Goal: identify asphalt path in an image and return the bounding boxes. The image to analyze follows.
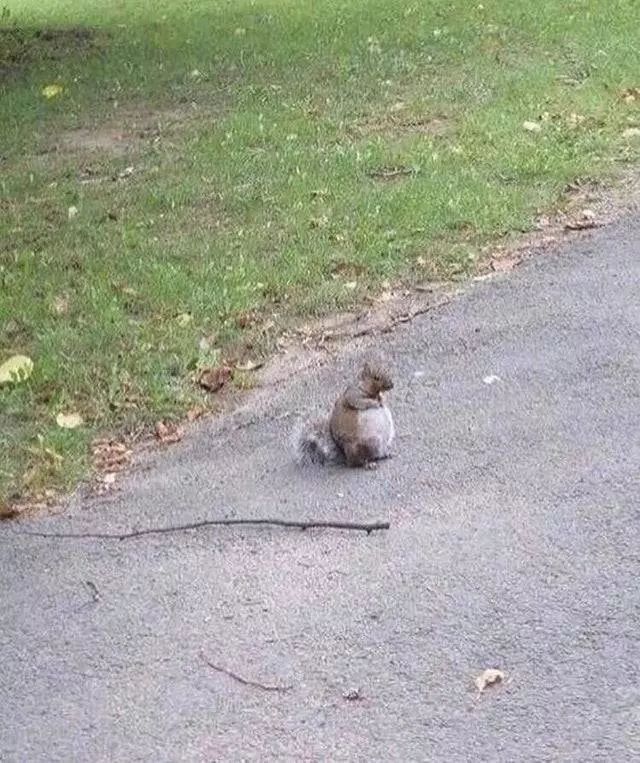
[2,219,639,762]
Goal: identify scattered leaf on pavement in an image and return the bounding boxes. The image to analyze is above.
[155,420,184,444]
[475,668,506,694]
[186,405,208,422]
[0,355,34,384]
[564,209,601,231]
[490,256,521,272]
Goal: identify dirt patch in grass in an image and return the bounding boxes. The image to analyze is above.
[0,26,104,76]
[355,113,454,141]
[47,104,209,157]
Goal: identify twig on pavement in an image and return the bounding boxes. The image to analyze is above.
[200,652,292,693]
[18,517,390,541]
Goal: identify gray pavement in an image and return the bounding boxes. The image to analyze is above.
[1,219,640,762]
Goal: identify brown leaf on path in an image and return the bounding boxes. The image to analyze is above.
[564,208,601,231]
[154,420,184,445]
[186,405,207,422]
[490,255,522,273]
[197,365,231,393]
[0,502,21,520]
[475,668,506,694]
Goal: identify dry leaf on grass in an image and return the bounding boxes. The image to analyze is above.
[42,84,63,99]
[475,668,506,694]
[234,359,263,372]
[197,365,231,393]
[91,439,132,473]
[522,121,542,132]
[621,87,640,103]
[53,294,70,315]
[154,420,184,444]
[622,127,640,139]
[56,412,84,429]
[0,355,34,384]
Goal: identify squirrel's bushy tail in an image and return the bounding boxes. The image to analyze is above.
[292,416,343,466]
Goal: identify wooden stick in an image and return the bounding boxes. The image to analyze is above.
[18,517,390,541]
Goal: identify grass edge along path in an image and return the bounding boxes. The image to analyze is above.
[1,0,640,509]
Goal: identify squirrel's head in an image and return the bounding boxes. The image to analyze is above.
[360,361,393,397]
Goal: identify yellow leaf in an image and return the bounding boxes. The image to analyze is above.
[56,412,84,429]
[0,355,34,384]
[42,84,63,99]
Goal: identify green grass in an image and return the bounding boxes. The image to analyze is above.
[1,0,640,503]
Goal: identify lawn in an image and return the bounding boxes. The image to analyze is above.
[1,0,639,507]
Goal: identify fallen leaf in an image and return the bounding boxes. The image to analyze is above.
[197,365,231,393]
[483,374,502,384]
[0,502,21,520]
[155,420,184,444]
[42,83,63,99]
[490,256,521,272]
[91,439,132,472]
[368,165,418,180]
[522,121,542,132]
[234,311,255,329]
[343,688,364,701]
[53,294,70,315]
[0,355,34,384]
[67,205,78,220]
[622,127,640,139]
[186,405,207,422]
[176,312,193,327]
[620,87,640,103]
[564,209,600,231]
[118,166,134,179]
[475,668,506,693]
[234,359,263,372]
[56,412,84,429]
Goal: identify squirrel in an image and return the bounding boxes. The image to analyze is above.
[293,361,395,469]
